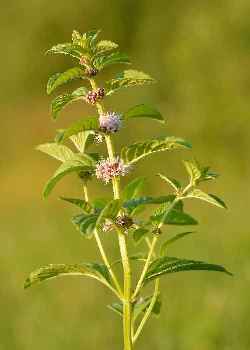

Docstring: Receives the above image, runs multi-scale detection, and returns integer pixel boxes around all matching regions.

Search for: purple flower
[99,112,122,133]
[96,157,129,184]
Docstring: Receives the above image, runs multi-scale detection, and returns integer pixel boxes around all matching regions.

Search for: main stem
[106,135,133,350]
[89,78,132,350]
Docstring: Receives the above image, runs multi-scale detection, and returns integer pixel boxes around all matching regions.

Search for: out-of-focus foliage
[1,1,250,350]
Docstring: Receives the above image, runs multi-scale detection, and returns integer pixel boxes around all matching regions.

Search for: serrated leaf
[72,213,98,238]
[43,154,95,198]
[122,177,146,202]
[106,70,155,96]
[186,189,227,209]
[158,173,181,191]
[123,195,172,215]
[60,197,92,213]
[151,206,198,226]
[160,231,195,255]
[132,228,150,245]
[96,40,118,53]
[24,262,111,289]
[46,43,88,59]
[55,116,99,143]
[144,257,232,284]
[183,160,218,185]
[124,104,164,123]
[51,87,88,119]
[121,137,191,165]
[36,143,74,162]
[93,52,130,70]
[47,67,85,95]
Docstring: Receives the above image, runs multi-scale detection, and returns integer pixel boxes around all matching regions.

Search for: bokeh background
[1,1,250,349]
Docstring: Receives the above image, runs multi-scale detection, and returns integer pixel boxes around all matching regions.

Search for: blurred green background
[1,1,250,349]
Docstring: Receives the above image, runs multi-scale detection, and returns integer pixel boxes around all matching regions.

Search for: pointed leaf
[43,154,95,198]
[24,262,111,289]
[151,206,198,226]
[60,197,92,213]
[93,52,130,70]
[186,189,227,209]
[51,87,88,119]
[55,116,98,143]
[47,67,85,95]
[122,177,146,202]
[70,130,95,153]
[96,40,118,53]
[183,160,219,185]
[106,70,155,96]
[121,137,191,165]
[158,173,181,191]
[144,256,232,284]
[72,213,98,238]
[46,43,88,59]
[124,104,164,123]
[36,143,74,162]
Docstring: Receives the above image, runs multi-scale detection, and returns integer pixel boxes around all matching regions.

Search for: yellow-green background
[1,1,249,349]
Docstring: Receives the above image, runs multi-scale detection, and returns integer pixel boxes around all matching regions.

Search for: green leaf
[151,205,198,226]
[72,213,98,238]
[43,154,95,198]
[144,257,232,284]
[183,160,218,185]
[60,197,92,214]
[55,116,99,143]
[70,131,95,153]
[46,43,88,59]
[158,173,181,192]
[106,70,155,96]
[47,67,85,95]
[36,143,74,162]
[93,52,130,70]
[24,262,111,289]
[123,104,164,123]
[121,137,191,165]
[96,40,118,53]
[186,189,227,209]
[132,228,150,245]
[160,231,195,255]
[51,87,88,120]
[108,294,161,320]
[133,294,162,321]
[96,199,121,228]
[122,177,146,202]
[124,195,172,215]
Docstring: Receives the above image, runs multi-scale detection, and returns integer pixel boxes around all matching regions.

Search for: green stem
[89,77,133,350]
[133,279,160,343]
[83,180,123,298]
[132,236,158,299]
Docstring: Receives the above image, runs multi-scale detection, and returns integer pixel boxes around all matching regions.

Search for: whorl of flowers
[86,87,105,105]
[95,157,129,184]
[99,112,122,134]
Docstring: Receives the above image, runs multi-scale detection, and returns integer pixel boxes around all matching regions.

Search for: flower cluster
[116,215,134,229]
[99,112,122,134]
[86,88,105,105]
[95,157,129,184]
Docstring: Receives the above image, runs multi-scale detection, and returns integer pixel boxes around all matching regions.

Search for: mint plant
[25,30,231,350]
